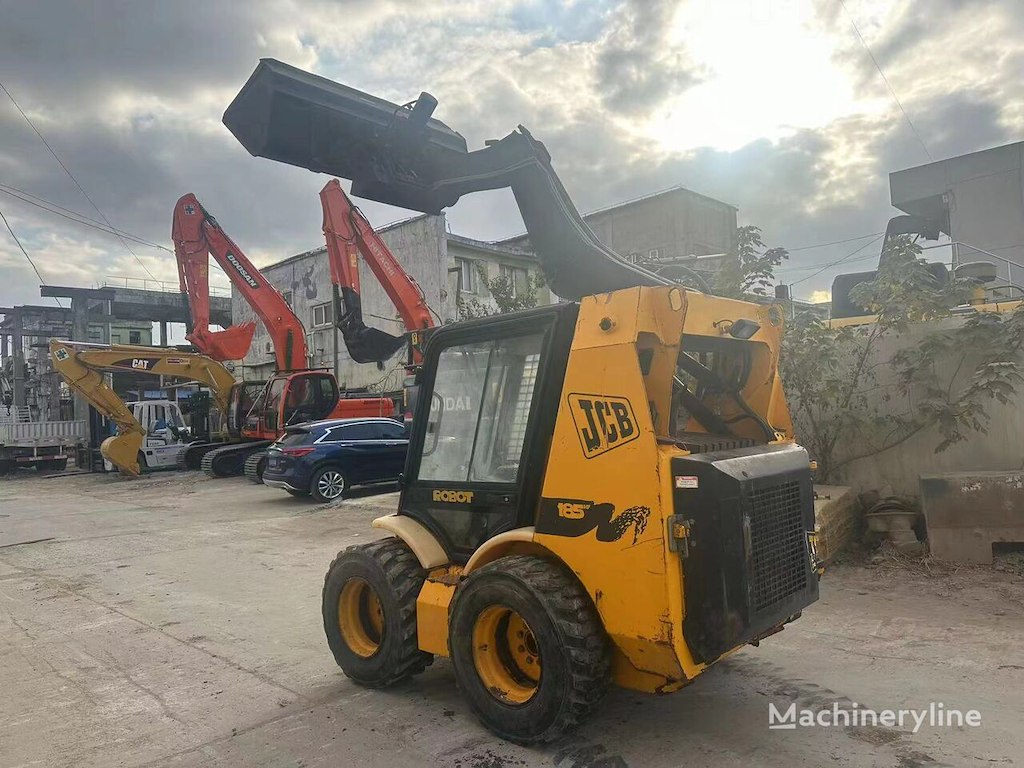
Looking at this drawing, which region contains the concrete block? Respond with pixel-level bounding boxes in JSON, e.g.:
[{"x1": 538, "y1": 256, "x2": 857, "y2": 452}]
[
  {"x1": 920, "y1": 471, "x2": 1024, "y2": 563},
  {"x1": 813, "y1": 484, "x2": 858, "y2": 562}
]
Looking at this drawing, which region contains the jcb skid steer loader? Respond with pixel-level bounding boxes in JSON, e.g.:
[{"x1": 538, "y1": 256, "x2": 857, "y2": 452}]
[{"x1": 225, "y1": 59, "x2": 821, "y2": 744}]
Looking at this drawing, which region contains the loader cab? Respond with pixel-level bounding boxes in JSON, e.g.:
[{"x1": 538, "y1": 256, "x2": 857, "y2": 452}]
[
  {"x1": 243, "y1": 371, "x2": 339, "y2": 440},
  {"x1": 398, "y1": 303, "x2": 579, "y2": 562}
]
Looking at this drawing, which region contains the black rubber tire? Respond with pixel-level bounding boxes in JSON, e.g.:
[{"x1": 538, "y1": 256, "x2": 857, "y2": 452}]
[
  {"x1": 285, "y1": 489, "x2": 310, "y2": 498},
  {"x1": 310, "y1": 465, "x2": 349, "y2": 503},
  {"x1": 322, "y1": 538, "x2": 432, "y2": 687},
  {"x1": 136, "y1": 452, "x2": 150, "y2": 475},
  {"x1": 449, "y1": 555, "x2": 611, "y2": 745}
]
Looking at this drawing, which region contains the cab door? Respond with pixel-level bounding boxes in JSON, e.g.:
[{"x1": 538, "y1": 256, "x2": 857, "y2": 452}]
[{"x1": 398, "y1": 305, "x2": 578, "y2": 563}]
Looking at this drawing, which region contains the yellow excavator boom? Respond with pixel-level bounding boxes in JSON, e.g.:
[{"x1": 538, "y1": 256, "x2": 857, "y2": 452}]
[{"x1": 49, "y1": 340, "x2": 237, "y2": 476}]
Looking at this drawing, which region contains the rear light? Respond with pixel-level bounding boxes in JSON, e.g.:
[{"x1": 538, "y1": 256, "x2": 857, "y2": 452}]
[{"x1": 282, "y1": 447, "x2": 316, "y2": 457}]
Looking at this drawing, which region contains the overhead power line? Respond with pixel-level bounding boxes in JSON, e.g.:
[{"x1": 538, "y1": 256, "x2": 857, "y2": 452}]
[
  {"x1": 837, "y1": 0, "x2": 933, "y2": 162},
  {"x1": 0, "y1": 184, "x2": 173, "y2": 253},
  {"x1": 0, "y1": 206, "x2": 63, "y2": 307},
  {"x1": 789, "y1": 233, "x2": 885, "y2": 286},
  {"x1": 0, "y1": 79, "x2": 161, "y2": 280},
  {"x1": 786, "y1": 231, "x2": 885, "y2": 253}
]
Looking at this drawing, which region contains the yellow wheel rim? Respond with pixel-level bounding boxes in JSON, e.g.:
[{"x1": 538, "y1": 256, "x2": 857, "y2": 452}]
[
  {"x1": 472, "y1": 605, "x2": 541, "y2": 705},
  {"x1": 338, "y1": 578, "x2": 384, "y2": 658}
]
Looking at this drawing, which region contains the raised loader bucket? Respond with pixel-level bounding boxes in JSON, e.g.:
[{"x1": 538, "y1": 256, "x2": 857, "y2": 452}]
[
  {"x1": 223, "y1": 59, "x2": 705, "y2": 299},
  {"x1": 223, "y1": 58, "x2": 468, "y2": 214}
]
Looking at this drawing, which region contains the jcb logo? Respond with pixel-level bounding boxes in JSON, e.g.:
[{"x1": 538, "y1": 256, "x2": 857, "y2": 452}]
[
  {"x1": 432, "y1": 489, "x2": 474, "y2": 504},
  {"x1": 557, "y1": 501, "x2": 591, "y2": 519},
  {"x1": 567, "y1": 393, "x2": 639, "y2": 459}
]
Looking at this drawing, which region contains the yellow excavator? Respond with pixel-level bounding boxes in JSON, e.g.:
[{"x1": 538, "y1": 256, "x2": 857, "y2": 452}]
[
  {"x1": 50, "y1": 340, "x2": 238, "y2": 476},
  {"x1": 225, "y1": 61, "x2": 822, "y2": 744}
]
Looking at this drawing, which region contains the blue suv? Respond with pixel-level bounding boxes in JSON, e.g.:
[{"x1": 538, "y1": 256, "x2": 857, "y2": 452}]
[{"x1": 263, "y1": 417, "x2": 408, "y2": 502}]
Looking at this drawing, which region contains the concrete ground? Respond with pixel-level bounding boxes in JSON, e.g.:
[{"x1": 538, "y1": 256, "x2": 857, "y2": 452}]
[{"x1": 1, "y1": 470, "x2": 1021, "y2": 768}]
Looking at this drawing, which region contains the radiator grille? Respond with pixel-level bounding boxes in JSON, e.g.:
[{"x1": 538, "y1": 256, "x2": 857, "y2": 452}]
[{"x1": 747, "y1": 480, "x2": 808, "y2": 612}]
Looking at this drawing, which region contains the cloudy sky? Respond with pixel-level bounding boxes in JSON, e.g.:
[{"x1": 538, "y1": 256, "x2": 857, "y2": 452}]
[{"x1": 1, "y1": 0, "x2": 1022, "y2": 316}]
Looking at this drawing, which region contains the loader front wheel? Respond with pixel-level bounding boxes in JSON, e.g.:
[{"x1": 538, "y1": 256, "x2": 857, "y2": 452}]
[
  {"x1": 449, "y1": 555, "x2": 611, "y2": 744},
  {"x1": 322, "y1": 538, "x2": 432, "y2": 687}
]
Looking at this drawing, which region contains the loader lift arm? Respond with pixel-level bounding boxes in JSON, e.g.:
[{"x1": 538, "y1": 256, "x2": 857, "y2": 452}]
[
  {"x1": 49, "y1": 339, "x2": 237, "y2": 475},
  {"x1": 173, "y1": 193, "x2": 307, "y2": 371},
  {"x1": 223, "y1": 58, "x2": 710, "y2": 300},
  {"x1": 320, "y1": 179, "x2": 433, "y2": 365}
]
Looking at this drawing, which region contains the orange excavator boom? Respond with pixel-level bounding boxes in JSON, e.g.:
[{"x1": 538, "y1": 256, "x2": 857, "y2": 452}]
[
  {"x1": 173, "y1": 194, "x2": 307, "y2": 371},
  {"x1": 320, "y1": 179, "x2": 434, "y2": 365}
]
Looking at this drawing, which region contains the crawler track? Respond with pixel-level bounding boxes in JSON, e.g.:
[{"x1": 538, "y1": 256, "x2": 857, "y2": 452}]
[{"x1": 200, "y1": 441, "x2": 271, "y2": 478}]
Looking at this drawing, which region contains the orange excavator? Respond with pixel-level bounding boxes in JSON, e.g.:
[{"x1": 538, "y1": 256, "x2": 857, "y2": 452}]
[
  {"x1": 319, "y1": 178, "x2": 434, "y2": 368},
  {"x1": 172, "y1": 194, "x2": 395, "y2": 478}
]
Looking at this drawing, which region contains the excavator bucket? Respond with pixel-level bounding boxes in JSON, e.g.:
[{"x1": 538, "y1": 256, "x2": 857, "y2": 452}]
[
  {"x1": 100, "y1": 432, "x2": 142, "y2": 476},
  {"x1": 187, "y1": 323, "x2": 257, "y2": 362}
]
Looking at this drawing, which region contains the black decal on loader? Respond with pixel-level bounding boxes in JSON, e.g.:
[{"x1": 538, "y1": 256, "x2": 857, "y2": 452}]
[
  {"x1": 536, "y1": 498, "x2": 651, "y2": 544},
  {"x1": 567, "y1": 393, "x2": 640, "y2": 458}
]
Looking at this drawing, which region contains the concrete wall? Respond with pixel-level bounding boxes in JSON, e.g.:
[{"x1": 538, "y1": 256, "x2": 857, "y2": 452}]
[{"x1": 812, "y1": 316, "x2": 1024, "y2": 497}]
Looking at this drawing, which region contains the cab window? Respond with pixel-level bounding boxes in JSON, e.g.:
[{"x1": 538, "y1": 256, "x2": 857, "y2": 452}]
[{"x1": 418, "y1": 331, "x2": 544, "y2": 484}]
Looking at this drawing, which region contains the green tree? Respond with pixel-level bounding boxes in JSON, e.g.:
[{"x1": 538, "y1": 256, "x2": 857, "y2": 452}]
[
  {"x1": 780, "y1": 235, "x2": 1024, "y2": 481},
  {"x1": 458, "y1": 265, "x2": 547, "y2": 319},
  {"x1": 713, "y1": 225, "x2": 789, "y2": 298}
]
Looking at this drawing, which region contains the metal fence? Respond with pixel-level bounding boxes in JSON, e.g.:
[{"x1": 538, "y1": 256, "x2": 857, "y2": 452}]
[{"x1": 99, "y1": 275, "x2": 232, "y2": 298}]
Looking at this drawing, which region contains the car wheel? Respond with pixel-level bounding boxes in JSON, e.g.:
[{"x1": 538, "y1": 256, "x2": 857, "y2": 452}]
[{"x1": 311, "y1": 466, "x2": 349, "y2": 502}]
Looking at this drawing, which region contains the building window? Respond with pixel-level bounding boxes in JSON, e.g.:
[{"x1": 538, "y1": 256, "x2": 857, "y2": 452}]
[
  {"x1": 312, "y1": 302, "x2": 333, "y2": 328},
  {"x1": 499, "y1": 264, "x2": 529, "y2": 297},
  {"x1": 129, "y1": 330, "x2": 142, "y2": 345},
  {"x1": 456, "y1": 258, "x2": 478, "y2": 294},
  {"x1": 111, "y1": 334, "x2": 122, "y2": 344},
  {"x1": 282, "y1": 289, "x2": 293, "y2": 307}
]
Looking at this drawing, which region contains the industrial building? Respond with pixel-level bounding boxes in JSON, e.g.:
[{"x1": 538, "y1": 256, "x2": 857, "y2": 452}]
[
  {"x1": 890, "y1": 140, "x2": 1024, "y2": 284},
  {"x1": 231, "y1": 213, "x2": 549, "y2": 390}
]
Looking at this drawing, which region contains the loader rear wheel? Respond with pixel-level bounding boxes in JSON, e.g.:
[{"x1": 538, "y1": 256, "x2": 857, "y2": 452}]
[
  {"x1": 449, "y1": 555, "x2": 611, "y2": 745},
  {"x1": 322, "y1": 538, "x2": 432, "y2": 687}
]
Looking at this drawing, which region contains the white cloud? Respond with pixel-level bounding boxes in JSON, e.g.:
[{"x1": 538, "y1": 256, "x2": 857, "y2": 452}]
[{"x1": 1, "y1": 0, "x2": 1022, "y2": 313}]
